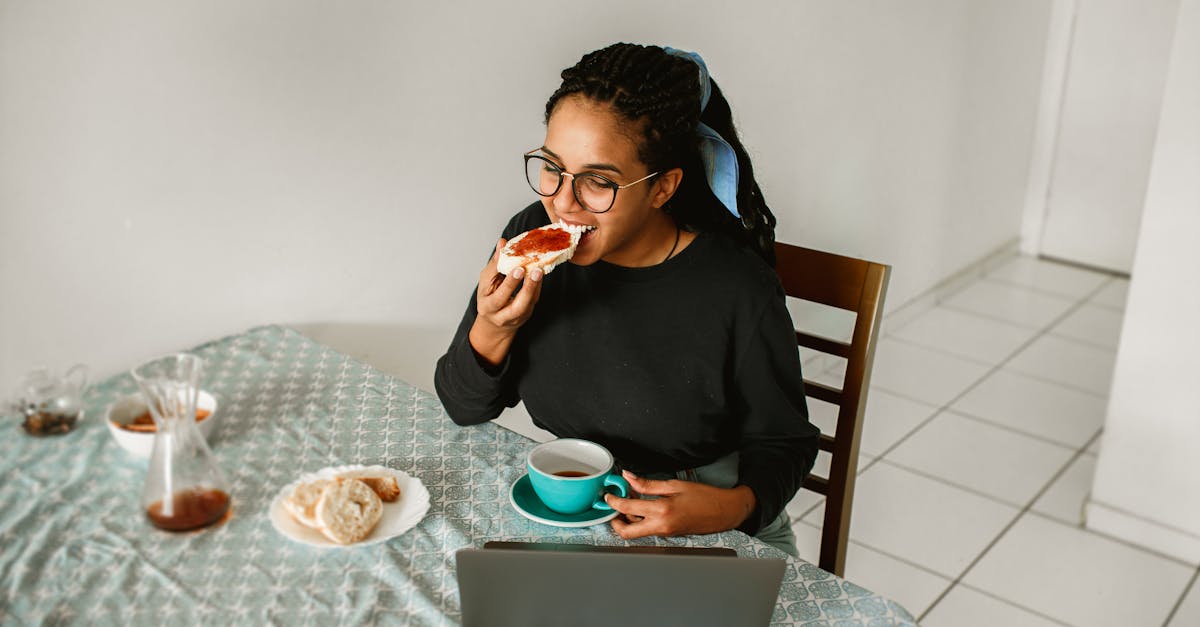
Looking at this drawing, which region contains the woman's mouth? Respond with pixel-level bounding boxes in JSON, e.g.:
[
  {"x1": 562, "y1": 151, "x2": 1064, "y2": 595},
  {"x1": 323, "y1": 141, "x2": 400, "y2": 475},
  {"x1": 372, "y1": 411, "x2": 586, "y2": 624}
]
[{"x1": 558, "y1": 221, "x2": 597, "y2": 246}]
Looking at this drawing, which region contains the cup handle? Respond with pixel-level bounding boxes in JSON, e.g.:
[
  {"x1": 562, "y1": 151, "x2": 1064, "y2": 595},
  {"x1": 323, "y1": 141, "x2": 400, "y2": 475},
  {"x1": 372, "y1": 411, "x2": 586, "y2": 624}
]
[{"x1": 592, "y1": 473, "x2": 630, "y2": 511}]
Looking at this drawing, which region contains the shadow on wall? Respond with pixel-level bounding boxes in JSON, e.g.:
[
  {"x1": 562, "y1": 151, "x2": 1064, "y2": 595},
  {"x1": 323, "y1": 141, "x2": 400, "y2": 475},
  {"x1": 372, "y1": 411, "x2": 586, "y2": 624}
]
[{"x1": 289, "y1": 321, "x2": 555, "y2": 443}]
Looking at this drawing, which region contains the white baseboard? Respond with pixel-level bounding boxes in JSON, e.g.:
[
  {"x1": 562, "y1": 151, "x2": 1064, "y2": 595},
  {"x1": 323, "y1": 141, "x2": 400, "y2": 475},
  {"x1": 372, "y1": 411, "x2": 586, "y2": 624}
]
[
  {"x1": 879, "y1": 238, "x2": 1021, "y2": 338},
  {"x1": 1085, "y1": 499, "x2": 1200, "y2": 565}
]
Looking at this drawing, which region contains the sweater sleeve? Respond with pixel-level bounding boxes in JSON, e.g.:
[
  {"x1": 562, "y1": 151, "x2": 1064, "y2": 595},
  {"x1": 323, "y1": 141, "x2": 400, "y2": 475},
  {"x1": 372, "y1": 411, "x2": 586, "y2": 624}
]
[
  {"x1": 433, "y1": 203, "x2": 547, "y2": 425},
  {"x1": 731, "y1": 285, "x2": 820, "y2": 536},
  {"x1": 433, "y1": 289, "x2": 521, "y2": 426}
]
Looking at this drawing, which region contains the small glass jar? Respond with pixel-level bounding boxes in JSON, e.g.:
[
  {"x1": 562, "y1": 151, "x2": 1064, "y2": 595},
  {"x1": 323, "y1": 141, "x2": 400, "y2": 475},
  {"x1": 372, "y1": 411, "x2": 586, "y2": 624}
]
[{"x1": 11, "y1": 365, "x2": 88, "y2": 436}]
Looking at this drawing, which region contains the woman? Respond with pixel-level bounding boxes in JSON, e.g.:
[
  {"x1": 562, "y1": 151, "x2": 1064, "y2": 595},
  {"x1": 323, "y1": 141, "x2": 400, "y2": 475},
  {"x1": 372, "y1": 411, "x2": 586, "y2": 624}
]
[{"x1": 434, "y1": 43, "x2": 817, "y2": 556}]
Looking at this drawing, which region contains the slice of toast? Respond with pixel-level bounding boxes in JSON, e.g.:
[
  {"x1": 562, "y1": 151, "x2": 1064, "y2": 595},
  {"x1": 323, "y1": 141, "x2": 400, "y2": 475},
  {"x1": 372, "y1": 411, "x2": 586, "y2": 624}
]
[{"x1": 497, "y1": 222, "x2": 592, "y2": 276}]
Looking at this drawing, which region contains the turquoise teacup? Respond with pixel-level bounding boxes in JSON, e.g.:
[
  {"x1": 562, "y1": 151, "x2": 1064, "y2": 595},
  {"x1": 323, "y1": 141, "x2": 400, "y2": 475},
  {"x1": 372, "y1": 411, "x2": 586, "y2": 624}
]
[{"x1": 527, "y1": 439, "x2": 630, "y2": 515}]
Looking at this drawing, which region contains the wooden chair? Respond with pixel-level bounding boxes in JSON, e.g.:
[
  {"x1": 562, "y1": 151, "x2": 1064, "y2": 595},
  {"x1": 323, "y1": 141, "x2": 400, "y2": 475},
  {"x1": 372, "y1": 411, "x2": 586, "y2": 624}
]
[{"x1": 773, "y1": 242, "x2": 890, "y2": 577}]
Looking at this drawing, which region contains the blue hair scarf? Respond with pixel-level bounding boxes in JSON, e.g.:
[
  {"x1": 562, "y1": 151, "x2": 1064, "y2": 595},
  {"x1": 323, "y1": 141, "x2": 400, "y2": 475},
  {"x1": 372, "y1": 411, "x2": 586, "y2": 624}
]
[{"x1": 663, "y1": 46, "x2": 741, "y2": 220}]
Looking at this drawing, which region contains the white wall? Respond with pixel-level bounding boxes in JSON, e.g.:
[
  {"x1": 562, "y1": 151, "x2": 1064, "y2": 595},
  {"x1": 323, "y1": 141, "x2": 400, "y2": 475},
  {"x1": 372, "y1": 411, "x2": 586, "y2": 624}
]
[
  {"x1": 1087, "y1": 0, "x2": 1200, "y2": 563},
  {"x1": 0, "y1": 0, "x2": 1052, "y2": 394}
]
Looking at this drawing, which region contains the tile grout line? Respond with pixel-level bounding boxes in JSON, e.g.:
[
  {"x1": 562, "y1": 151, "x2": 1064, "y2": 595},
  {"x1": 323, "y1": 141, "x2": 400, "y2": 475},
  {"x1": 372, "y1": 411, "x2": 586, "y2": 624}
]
[
  {"x1": 952, "y1": 583, "x2": 1074, "y2": 626},
  {"x1": 905, "y1": 295, "x2": 1046, "y2": 333},
  {"x1": 877, "y1": 332, "x2": 1118, "y2": 399},
  {"x1": 912, "y1": 435, "x2": 1102, "y2": 623},
  {"x1": 1022, "y1": 509, "x2": 1200, "y2": 570},
  {"x1": 1044, "y1": 329, "x2": 1122, "y2": 353},
  {"x1": 859, "y1": 276, "x2": 1111, "y2": 490},
  {"x1": 983, "y1": 273, "x2": 1113, "y2": 301},
  {"x1": 790, "y1": 516, "x2": 1071, "y2": 625},
  {"x1": 873, "y1": 458, "x2": 1049, "y2": 510},
  {"x1": 880, "y1": 334, "x2": 1000, "y2": 368},
  {"x1": 1084, "y1": 299, "x2": 1127, "y2": 314},
  {"x1": 793, "y1": 518, "x2": 957, "y2": 581},
  {"x1": 956, "y1": 362, "x2": 1114, "y2": 402},
  {"x1": 939, "y1": 300, "x2": 1062, "y2": 331},
  {"x1": 943, "y1": 407, "x2": 1096, "y2": 452},
  {"x1": 940, "y1": 297, "x2": 1127, "y2": 352},
  {"x1": 788, "y1": 275, "x2": 1112, "y2": 525},
  {"x1": 891, "y1": 277, "x2": 1119, "y2": 624},
  {"x1": 871, "y1": 343, "x2": 1113, "y2": 401},
  {"x1": 877, "y1": 241, "x2": 1020, "y2": 337},
  {"x1": 1163, "y1": 566, "x2": 1200, "y2": 627}
]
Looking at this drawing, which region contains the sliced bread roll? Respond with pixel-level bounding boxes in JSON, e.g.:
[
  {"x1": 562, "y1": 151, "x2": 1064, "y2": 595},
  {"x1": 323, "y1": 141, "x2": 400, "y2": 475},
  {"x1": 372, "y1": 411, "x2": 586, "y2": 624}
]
[
  {"x1": 314, "y1": 478, "x2": 383, "y2": 544},
  {"x1": 497, "y1": 222, "x2": 593, "y2": 276},
  {"x1": 358, "y1": 477, "x2": 400, "y2": 502},
  {"x1": 337, "y1": 470, "x2": 402, "y2": 502},
  {"x1": 284, "y1": 479, "x2": 331, "y2": 528}
]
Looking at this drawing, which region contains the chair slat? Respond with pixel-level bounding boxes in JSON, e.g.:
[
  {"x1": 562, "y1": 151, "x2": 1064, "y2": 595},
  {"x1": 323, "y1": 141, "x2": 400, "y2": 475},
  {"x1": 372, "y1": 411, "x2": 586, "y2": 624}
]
[
  {"x1": 802, "y1": 474, "x2": 829, "y2": 495},
  {"x1": 803, "y1": 380, "x2": 843, "y2": 406},
  {"x1": 796, "y1": 332, "x2": 851, "y2": 358}
]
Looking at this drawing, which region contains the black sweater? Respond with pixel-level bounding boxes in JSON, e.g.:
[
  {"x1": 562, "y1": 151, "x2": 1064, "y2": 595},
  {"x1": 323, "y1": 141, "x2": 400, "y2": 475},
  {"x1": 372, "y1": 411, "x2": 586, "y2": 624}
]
[{"x1": 434, "y1": 203, "x2": 818, "y2": 535}]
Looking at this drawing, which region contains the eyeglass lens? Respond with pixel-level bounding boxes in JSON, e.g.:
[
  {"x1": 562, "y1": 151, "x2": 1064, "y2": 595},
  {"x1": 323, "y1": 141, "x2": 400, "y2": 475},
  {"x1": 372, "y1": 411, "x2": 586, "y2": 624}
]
[{"x1": 525, "y1": 156, "x2": 615, "y2": 213}]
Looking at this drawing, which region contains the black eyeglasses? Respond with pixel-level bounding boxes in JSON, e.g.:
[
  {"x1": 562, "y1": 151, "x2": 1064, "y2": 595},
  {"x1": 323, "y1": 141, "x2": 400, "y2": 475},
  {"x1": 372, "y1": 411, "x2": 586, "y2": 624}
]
[{"x1": 523, "y1": 151, "x2": 658, "y2": 213}]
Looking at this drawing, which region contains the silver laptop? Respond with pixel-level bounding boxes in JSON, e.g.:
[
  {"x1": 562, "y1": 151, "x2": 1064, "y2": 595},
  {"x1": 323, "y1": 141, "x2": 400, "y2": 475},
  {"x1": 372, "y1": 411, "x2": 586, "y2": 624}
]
[{"x1": 456, "y1": 542, "x2": 786, "y2": 627}]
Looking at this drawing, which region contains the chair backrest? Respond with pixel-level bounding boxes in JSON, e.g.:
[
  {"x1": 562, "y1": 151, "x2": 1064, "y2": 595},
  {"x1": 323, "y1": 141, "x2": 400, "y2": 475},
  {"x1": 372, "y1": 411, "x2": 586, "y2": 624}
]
[{"x1": 773, "y1": 242, "x2": 890, "y2": 577}]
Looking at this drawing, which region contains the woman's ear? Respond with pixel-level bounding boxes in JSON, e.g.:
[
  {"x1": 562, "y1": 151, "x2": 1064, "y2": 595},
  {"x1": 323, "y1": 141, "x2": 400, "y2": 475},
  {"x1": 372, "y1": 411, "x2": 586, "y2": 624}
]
[{"x1": 650, "y1": 168, "x2": 683, "y2": 209}]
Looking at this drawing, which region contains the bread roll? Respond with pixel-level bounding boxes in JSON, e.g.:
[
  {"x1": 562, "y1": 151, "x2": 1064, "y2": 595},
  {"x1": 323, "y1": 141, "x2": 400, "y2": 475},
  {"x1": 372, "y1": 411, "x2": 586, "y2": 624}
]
[
  {"x1": 314, "y1": 478, "x2": 383, "y2": 545},
  {"x1": 283, "y1": 479, "x2": 330, "y2": 528},
  {"x1": 336, "y1": 471, "x2": 402, "y2": 502},
  {"x1": 497, "y1": 222, "x2": 593, "y2": 276}
]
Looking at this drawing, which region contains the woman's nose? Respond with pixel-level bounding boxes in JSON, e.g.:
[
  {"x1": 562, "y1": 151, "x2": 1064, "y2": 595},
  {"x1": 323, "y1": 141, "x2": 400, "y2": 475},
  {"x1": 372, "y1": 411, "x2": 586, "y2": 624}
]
[{"x1": 552, "y1": 175, "x2": 582, "y2": 214}]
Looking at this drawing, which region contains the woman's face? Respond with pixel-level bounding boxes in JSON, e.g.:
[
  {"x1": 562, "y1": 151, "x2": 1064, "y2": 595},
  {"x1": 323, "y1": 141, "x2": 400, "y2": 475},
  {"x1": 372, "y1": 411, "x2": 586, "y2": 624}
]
[{"x1": 538, "y1": 95, "x2": 679, "y2": 267}]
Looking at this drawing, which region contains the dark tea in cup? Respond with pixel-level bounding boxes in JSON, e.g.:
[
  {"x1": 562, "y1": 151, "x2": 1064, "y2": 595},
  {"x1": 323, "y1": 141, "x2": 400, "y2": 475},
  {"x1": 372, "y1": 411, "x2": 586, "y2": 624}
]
[{"x1": 527, "y1": 439, "x2": 630, "y2": 514}]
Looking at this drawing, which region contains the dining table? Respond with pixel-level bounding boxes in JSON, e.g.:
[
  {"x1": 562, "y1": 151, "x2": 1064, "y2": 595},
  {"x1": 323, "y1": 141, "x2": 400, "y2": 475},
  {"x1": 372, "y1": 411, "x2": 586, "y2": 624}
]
[{"x1": 0, "y1": 325, "x2": 916, "y2": 626}]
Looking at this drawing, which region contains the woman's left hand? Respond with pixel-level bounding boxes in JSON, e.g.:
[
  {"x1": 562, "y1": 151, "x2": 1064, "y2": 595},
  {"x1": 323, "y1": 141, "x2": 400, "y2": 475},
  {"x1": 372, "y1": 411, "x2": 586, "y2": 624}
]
[{"x1": 606, "y1": 470, "x2": 756, "y2": 539}]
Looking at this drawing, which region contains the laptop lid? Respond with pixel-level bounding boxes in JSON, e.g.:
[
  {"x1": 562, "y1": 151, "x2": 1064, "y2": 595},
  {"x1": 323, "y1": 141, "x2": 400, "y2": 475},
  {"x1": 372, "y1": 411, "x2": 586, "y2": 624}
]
[{"x1": 456, "y1": 543, "x2": 785, "y2": 627}]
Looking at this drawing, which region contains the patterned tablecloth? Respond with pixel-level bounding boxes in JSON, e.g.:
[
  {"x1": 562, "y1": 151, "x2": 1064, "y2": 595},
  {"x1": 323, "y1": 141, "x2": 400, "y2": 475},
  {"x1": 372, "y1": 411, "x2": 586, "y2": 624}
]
[{"x1": 0, "y1": 326, "x2": 915, "y2": 626}]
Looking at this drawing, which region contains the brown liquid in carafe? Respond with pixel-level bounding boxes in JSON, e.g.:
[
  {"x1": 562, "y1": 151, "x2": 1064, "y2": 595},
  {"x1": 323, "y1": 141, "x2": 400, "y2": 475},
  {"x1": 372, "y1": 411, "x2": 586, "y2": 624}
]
[
  {"x1": 146, "y1": 488, "x2": 231, "y2": 531},
  {"x1": 553, "y1": 470, "x2": 591, "y2": 478}
]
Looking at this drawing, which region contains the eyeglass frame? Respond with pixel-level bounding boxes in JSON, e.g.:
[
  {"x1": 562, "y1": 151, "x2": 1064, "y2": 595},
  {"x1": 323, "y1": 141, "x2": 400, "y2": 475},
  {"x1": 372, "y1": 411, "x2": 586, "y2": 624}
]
[{"x1": 523, "y1": 150, "x2": 659, "y2": 214}]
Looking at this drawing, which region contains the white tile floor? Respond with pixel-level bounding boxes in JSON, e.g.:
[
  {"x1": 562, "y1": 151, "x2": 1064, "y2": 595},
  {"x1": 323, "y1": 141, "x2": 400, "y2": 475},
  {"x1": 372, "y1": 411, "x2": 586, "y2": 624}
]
[{"x1": 786, "y1": 255, "x2": 1200, "y2": 625}]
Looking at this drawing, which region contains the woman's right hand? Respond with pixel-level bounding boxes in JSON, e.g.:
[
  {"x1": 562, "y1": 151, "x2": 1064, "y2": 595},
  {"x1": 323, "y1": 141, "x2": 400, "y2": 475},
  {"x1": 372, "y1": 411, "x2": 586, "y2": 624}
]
[{"x1": 468, "y1": 238, "x2": 545, "y2": 367}]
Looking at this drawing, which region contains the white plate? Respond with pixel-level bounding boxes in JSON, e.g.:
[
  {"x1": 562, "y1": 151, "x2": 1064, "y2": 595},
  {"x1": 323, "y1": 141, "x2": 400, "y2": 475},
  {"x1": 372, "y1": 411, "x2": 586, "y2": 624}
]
[{"x1": 270, "y1": 464, "x2": 430, "y2": 548}]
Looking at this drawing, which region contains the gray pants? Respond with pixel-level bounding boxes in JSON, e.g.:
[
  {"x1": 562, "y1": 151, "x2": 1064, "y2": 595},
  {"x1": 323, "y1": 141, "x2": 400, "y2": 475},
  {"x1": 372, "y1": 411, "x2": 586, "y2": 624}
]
[{"x1": 645, "y1": 452, "x2": 798, "y2": 558}]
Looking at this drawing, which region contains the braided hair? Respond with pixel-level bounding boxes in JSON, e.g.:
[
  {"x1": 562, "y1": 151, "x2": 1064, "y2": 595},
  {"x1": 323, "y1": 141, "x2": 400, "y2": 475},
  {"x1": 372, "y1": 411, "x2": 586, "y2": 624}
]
[{"x1": 545, "y1": 43, "x2": 778, "y2": 266}]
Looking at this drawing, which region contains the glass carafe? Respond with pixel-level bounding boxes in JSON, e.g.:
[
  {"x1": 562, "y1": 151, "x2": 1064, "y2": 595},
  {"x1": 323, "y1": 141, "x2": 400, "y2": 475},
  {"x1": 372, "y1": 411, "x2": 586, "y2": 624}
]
[{"x1": 131, "y1": 353, "x2": 230, "y2": 531}]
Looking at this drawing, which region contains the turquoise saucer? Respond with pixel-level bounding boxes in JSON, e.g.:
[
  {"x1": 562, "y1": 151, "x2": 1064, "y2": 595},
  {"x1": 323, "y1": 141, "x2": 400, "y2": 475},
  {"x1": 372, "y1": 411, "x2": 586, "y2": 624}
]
[{"x1": 509, "y1": 474, "x2": 619, "y2": 528}]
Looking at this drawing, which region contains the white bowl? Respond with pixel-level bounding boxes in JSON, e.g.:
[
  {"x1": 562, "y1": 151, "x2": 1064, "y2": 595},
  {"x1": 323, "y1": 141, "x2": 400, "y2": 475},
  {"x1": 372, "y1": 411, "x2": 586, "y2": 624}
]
[{"x1": 105, "y1": 391, "x2": 218, "y2": 459}]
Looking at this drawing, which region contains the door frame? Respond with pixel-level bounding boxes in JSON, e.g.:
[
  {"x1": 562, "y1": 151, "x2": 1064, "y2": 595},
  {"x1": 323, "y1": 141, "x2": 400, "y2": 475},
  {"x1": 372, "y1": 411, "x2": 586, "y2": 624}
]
[{"x1": 1020, "y1": 0, "x2": 1079, "y2": 257}]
